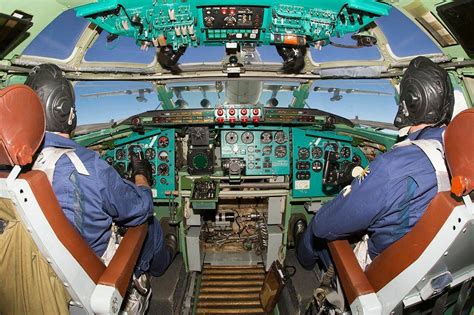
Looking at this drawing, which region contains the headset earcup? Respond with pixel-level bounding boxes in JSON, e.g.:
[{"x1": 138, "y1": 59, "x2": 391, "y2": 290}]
[{"x1": 25, "y1": 64, "x2": 76, "y2": 133}]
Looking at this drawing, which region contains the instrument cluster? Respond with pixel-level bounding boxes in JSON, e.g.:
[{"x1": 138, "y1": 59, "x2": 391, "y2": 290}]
[
  {"x1": 292, "y1": 128, "x2": 368, "y2": 198},
  {"x1": 102, "y1": 129, "x2": 176, "y2": 199},
  {"x1": 220, "y1": 128, "x2": 291, "y2": 176}
]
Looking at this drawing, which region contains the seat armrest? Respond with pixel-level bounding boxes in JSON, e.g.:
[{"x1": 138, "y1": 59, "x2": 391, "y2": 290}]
[
  {"x1": 98, "y1": 224, "x2": 148, "y2": 296},
  {"x1": 328, "y1": 240, "x2": 375, "y2": 304}
]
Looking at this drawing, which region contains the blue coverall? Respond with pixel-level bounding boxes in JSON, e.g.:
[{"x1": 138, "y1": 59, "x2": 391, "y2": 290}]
[
  {"x1": 297, "y1": 127, "x2": 444, "y2": 269},
  {"x1": 42, "y1": 132, "x2": 171, "y2": 276}
]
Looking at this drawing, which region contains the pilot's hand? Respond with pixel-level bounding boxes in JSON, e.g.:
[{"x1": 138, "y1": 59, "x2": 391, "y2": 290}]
[{"x1": 129, "y1": 152, "x2": 153, "y2": 186}]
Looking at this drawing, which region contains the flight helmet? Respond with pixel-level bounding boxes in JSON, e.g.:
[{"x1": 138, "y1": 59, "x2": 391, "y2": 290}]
[
  {"x1": 394, "y1": 56, "x2": 454, "y2": 129},
  {"x1": 25, "y1": 64, "x2": 76, "y2": 134}
]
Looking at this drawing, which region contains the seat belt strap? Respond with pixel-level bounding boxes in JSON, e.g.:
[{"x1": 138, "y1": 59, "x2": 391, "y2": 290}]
[
  {"x1": 33, "y1": 147, "x2": 89, "y2": 183},
  {"x1": 393, "y1": 139, "x2": 450, "y2": 192}
]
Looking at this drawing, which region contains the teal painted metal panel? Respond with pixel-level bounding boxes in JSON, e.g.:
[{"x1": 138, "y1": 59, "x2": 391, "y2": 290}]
[
  {"x1": 102, "y1": 129, "x2": 176, "y2": 199},
  {"x1": 291, "y1": 127, "x2": 368, "y2": 198},
  {"x1": 220, "y1": 127, "x2": 291, "y2": 176},
  {"x1": 75, "y1": 0, "x2": 390, "y2": 50}
]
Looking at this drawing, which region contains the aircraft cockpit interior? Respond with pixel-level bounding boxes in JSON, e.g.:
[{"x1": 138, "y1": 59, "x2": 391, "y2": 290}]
[{"x1": 0, "y1": 0, "x2": 473, "y2": 314}]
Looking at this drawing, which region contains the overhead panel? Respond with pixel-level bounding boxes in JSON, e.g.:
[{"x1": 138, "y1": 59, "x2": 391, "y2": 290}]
[{"x1": 75, "y1": 0, "x2": 390, "y2": 50}]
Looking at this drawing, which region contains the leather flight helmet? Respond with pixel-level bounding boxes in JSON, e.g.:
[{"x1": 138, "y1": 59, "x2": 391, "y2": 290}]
[
  {"x1": 25, "y1": 64, "x2": 77, "y2": 134},
  {"x1": 394, "y1": 56, "x2": 454, "y2": 129}
]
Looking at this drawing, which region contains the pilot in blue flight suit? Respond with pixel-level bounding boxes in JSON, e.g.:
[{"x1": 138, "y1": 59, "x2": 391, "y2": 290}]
[
  {"x1": 297, "y1": 56, "x2": 455, "y2": 270},
  {"x1": 25, "y1": 64, "x2": 176, "y2": 282}
]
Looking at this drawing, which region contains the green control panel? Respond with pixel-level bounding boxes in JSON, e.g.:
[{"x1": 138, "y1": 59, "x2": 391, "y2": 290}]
[
  {"x1": 220, "y1": 127, "x2": 290, "y2": 176},
  {"x1": 75, "y1": 0, "x2": 390, "y2": 50},
  {"x1": 291, "y1": 128, "x2": 368, "y2": 198},
  {"x1": 102, "y1": 129, "x2": 176, "y2": 199}
]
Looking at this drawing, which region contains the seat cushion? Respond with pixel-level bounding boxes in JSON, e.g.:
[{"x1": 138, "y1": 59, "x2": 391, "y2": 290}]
[{"x1": 0, "y1": 197, "x2": 70, "y2": 315}]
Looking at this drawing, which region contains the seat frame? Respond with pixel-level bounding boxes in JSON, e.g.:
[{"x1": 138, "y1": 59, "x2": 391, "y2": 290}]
[{"x1": 0, "y1": 166, "x2": 147, "y2": 314}]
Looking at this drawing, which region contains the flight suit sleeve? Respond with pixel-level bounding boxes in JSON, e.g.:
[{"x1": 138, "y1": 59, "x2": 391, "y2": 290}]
[
  {"x1": 297, "y1": 155, "x2": 390, "y2": 269},
  {"x1": 96, "y1": 157, "x2": 154, "y2": 226},
  {"x1": 312, "y1": 155, "x2": 390, "y2": 239}
]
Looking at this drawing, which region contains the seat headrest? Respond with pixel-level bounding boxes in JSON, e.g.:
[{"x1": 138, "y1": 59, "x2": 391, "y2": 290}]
[
  {"x1": 0, "y1": 85, "x2": 46, "y2": 166},
  {"x1": 444, "y1": 109, "x2": 474, "y2": 197}
]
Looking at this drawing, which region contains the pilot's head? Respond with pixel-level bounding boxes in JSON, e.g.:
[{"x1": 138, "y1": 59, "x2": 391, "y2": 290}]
[
  {"x1": 25, "y1": 64, "x2": 76, "y2": 136},
  {"x1": 394, "y1": 56, "x2": 454, "y2": 134}
]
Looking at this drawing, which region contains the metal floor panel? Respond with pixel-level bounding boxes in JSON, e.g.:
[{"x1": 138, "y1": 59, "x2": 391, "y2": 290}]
[{"x1": 195, "y1": 264, "x2": 266, "y2": 314}]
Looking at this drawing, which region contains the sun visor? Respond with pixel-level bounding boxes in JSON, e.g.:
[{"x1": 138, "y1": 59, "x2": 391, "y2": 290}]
[{"x1": 317, "y1": 66, "x2": 387, "y2": 78}]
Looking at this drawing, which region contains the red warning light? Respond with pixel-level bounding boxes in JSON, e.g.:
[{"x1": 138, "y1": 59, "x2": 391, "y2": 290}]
[{"x1": 221, "y1": 8, "x2": 227, "y2": 15}]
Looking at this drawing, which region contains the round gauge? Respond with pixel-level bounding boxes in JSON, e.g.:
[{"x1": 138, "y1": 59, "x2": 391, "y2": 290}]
[
  {"x1": 225, "y1": 131, "x2": 238, "y2": 144},
  {"x1": 340, "y1": 147, "x2": 351, "y2": 159},
  {"x1": 145, "y1": 148, "x2": 156, "y2": 160},
  {"x1": 158, "y1": 163, "x2": 169, "y2": 176},
  {"x1": 105, "y1": 156, "x2": 114, "y2": 165},
  {"x1": 298, "y1": 148, "x2": 310, "y2": 160},
  {"x1": 151, "y1": 164, "x2": 156, "y2": 175},
  {"x1": 248, "y1": 162, "x2": 255, "y2": 169},
  {"x1": 115, "y1": 149, "x2": 125, "y2": 160},
  {"x1": 263, "y1": 146, "x2": 272, "y2": 156},
  {"x1": 312, "y1": 147, "x2": 323, "y2": 159},
  {"x1": 312, "y1": 161, "x2": 323, "y2": 172},
  {"x1": 158, "y1": 151, "x2": 169, "y2": 162},
  {"x1": 324, "y1": 142, "x2": 339, "y2": 152},
  {"x1": 274, "y1": 131, "x2": 287, "y2": 144},
  {"x1": 260, "y1": 131, "x2": 273, "y2": 144},
  {"x1": 247, "y1": 146, "x2": 255, "y2": 153},
  {"x1": 352, "y1": 154, "x2": 362, "y2": 166},
  {"x1": 275, "y1": 145, "x2": 287, "y2": 158},
  {"x1": 241, "y1": 131, "x2": 254, "y2": 144},
  {"x1": 158, "y1": 136, "x2": 169, "y2": 148}
]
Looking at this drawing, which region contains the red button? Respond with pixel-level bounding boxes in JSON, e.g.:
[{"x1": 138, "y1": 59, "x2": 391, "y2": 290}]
[
  {"x1": 252, "y1": 116, "x2": 260, "y2": 123},
  {"x1": 229, "y1": 116, "x2": 236, "y2": 124},
  {"x1": 217, "y1": 108, "x2": 224, "y2": 116},
  {"x1": 241, "y1": 108, "x2": 248, "y2": 115},
  {"x1": 252, "y1": 108, "x2": 259, "y2": 116},
  {"x1": 216, "y1": 117, "x2": 225, "y2": 124},
  {"x1": 229, "y1": 108, "x2": 236, "y2": 115},
  {"x1": 241, "y1": 116, "x2": 248, "y2": 123}
]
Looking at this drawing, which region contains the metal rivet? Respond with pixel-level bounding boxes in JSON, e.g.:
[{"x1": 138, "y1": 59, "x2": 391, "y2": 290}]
[{"x1": 444, "y1": 251, "x2": 448, "y2": 256}]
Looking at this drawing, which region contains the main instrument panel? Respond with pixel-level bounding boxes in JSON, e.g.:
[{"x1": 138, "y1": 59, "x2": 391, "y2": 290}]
[{"x1": 99, "y1": 121, "x2": 369, "y2": 200}]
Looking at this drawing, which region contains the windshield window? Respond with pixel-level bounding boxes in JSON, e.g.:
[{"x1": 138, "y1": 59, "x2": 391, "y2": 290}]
[
  {"x1": 23, "y1": 9, "x2": 89, "y2": 59},
  {"x1": 376, "y1": 7, "x2": 441, "y2": 57},
  {"x1": 84, "y1": 31, "x2": 155, "y2": 63},
  {"x1": 309, "y1": 79, "x2": 397, "y2": 124},
  {"x1": 75, "y1": 79, "x2": 397, "y2": 125},
  {"x1": 75, "y1": 81, "x2": 160, "y2": 125},
  {"x1": 180, "y1": 46, "x2": 225, "y2": 63}
]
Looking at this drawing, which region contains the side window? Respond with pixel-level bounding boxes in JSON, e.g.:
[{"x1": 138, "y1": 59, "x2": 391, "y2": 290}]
[
  {"x1": 23, "y1": 9, "x2": 89, "y2": 60},
  {"x1": 376, "y1": 8, "x2": 441, "y2": 57}
]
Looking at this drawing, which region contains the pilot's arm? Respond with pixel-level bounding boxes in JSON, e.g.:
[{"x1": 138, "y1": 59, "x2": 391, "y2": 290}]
[
  {"x1": 96, "y1": 157, "x2": 154, "y2": 226},
  {"x1": 297, "y1": 155, "x2": 392, "y2": 269}
]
